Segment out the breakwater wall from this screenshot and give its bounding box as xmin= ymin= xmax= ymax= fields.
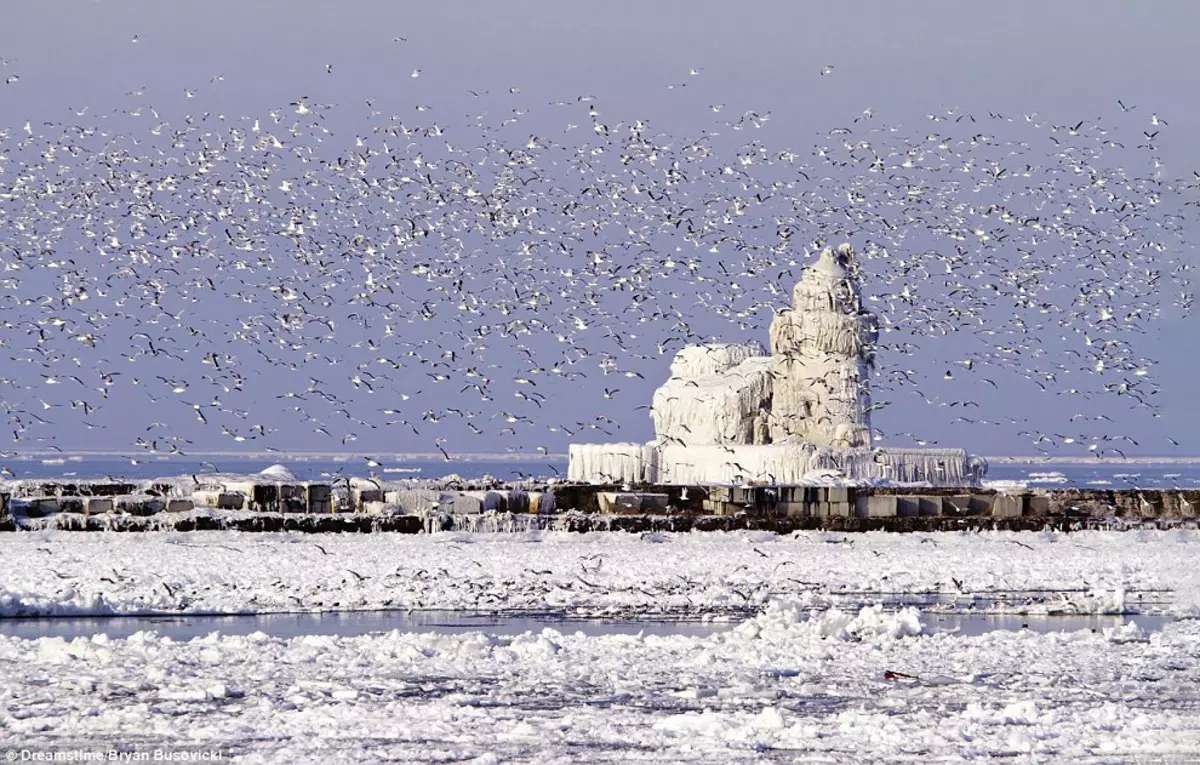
xmin=1 ymin=477 xmax=1198 ymax=533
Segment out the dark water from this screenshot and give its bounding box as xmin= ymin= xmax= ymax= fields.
xmin=0 ymin=609 xmax=1169 ymax=642
xmin=6 ymin=455 xmax=1200 ymax=488
xmin=985 ymin=462 xmax=1200 ymax=489
xmin=4 ymin=455 xmax=566 ymax=483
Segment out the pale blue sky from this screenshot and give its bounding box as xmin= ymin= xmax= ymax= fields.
xmin=1 ymin=1 xmax=1197 ymax=458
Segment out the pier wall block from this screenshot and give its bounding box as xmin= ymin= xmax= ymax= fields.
xmin=858 ymin=495 xmax=897 ymax=517
xmin=941 ymin=495 xmax=972 ymax=515
xmin=778 ymin=501 xmax=808 ymax=518
xmin=1027 ymin=495 xmax=1051 ymax=515
xmin=363 ymin=501 xmax=401 ymax=516
xmin=354 ymin=489 xmax=385 ymax=510
xmin=218 ymin=493 xmax=244 ymax=511
xmin=528 ymin=491 xmax=555 ymax=514
xmin=30 ymin=498 xmax=60 ymax=517
xmin=118 ymin=498 xmax=164 ymax=516
xmin=918 ymin=497 xmax=941 ymax=516
xmin=597 ymin=492 xmax=670 ymax=514
xmin=308 ymin=485 xmax=333 ymax=513
xmin=969 ymin=495 xmax=995 ymax=515
xmin=1181 ymin=491 xmax=1200 ymax=515
xmin=991 ymin=494 xmax=1024 ymax=517
xmin=828 ymin=501 xmax=853 ymax=517
xmin=279 ymin=485 xmax=307 ymax=513
xmin=86 ymin=498 xmax=114 ymax=514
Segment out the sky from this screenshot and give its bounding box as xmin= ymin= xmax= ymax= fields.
xmin=0 ymin=1 xmax=1198 ymax=459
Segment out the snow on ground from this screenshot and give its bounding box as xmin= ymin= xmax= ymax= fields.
xmin=2 ymin=605 xmax=1199 ymax=761
xmin=1 ymin=529 xmax=1198 ymax=618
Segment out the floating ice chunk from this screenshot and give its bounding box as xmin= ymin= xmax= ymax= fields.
xmin=259 ymin=463 xmax=296 ymax=481
xmin=1103 ymin=620 xmax=1147 ymax=643
xmin=733 ymin=601 xmax=924 ymax=643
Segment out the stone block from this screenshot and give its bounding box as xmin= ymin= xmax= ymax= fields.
xmin=777 ymin=487 xmax=802 ymax=503
xmin=778 ymin=501 xmax=808 ymax=518
xmin=598 ymin=492 xmax=639 ymax=514
xmin=730 ymin=487 xmax=755 ymax=505
xmin=217 ymin=493 xmax=244 ymax=510
xmin=192 ymin=490 xmax=217 ymax=506
xmin=1139 ymin=494 xmax=1164 ymax=515
xmin=828 ymin=501 xmax=853 ymax=517
xmin=356 ymin=489 xmax=384 ymax=509
xmin=528 ymin=492 xmax=554 ymax=514
xmin=363 ymin=500 xmax=398 ymax=515
xmin=895 ymin=496 xmax=920 ymax=517
xmin=969 ymin=495 xmax=995 ymax=514
xmin=942 ymin=495 xmax=973 ymax=515
xmin=828 ymin=487 xmax=851 ymax=503
xmin=86 ymin=498 xmax=114 ymax=515
xmin=641 ymin=493 xmax=670 ymax=514
xmin=451 ymin=493 xmax=484 ymax=514
xmin=30 ymin=498 xmax=60 ymax=516
xmin=277 ymin=485 xmax=307 ymax=513
xmin=1027 ymin=495 xmax=1051 ymax=515
xmin=1181 ymin=492 xmax=1199 ymax=515
xmin=992 ymin=494 xmax=1024 ymax=517
xmin=859 ymin=495 xmax=897 ymax=517
xmin=599 ymin=492 xmax=669 ymax=514
xmin=702 ymin=500 xmax=740 ymax=516
xmin=118 ymin=498 xmax=164 ymax=516
xmin=166 ymin=499 xmax=194 ymax=513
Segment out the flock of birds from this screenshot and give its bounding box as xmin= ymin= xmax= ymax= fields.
xmin=0 ymin=58 xmax=1196 ymax=467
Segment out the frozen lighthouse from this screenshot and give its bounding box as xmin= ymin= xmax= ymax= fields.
xmin=567 ymin=243 xmax=987 ymax=487
xmin=767 ymin=242 xmax=877 ymax=448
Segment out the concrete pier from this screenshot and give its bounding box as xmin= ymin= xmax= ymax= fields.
xmin=2 ymin=478 xmax=1199 ymax=533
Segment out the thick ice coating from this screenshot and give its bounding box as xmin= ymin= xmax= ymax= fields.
xmin=768 ymin=242 xmax=877 ymax=447
xmin=651 ymin=344 xmax=773 ymax=446
xmin=570 ymin=243 xmax=987 ymax=486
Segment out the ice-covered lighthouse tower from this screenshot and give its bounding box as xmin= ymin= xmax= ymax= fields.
xmin=768 ymin=242 xmax=877 ymax=448
xmin=566 ymin=242 xmax=987 ymax=486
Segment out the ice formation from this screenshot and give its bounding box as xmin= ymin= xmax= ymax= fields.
xmin=651 ymin=343 xmax=773 ymax=446
xmin=569 ymin=243 xmax=987 ymax=486
xmin=768 ymin=242 xmax=877 ymax=447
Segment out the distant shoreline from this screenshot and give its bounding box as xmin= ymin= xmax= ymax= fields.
xmin=984 ymin=455 xmax=1200 ymax=465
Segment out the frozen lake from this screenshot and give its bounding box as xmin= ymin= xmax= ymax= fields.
xmin=2 ymin=530 xmax=1199 ymax=760
xmin=3 ymin=605 xmax=1197 ymax=762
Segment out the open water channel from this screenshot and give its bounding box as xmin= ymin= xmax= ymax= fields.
xmin=0 ymin=608 xmax=1169 ymax=642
